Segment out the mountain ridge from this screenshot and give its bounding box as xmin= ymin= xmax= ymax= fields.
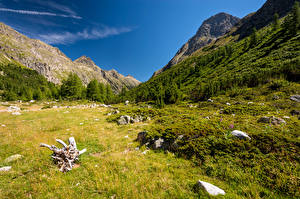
xmin=153 ymin=12 xmax=240 ymax=77
xmin=0 ymin=22 xmax=140 ymax=93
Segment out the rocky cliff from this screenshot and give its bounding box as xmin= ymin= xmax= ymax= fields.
xmin=233 ymin=0 xmax=298 ymax=39
xmin=0 ymin=22 xmax=140 ymax=93
xmin=153 ymin=12 xmax=240 ymax=76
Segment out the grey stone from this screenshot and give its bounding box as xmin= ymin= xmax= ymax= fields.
xmin=154 ymin=138 xmax=164 ymax=149
xmin=197 ymin=180 xmax=225 ymax=196
xmin=0 ymin=166 xmax=12 ymax=172
xmin=231 ymin=130 xmax=251 ymax=140
xmin=207 ymin=99 xmax=214 ymax=102
xmin=258 ymin=116 xmax=271 ymax=123
xmin=290 ymin=95 xmax=300 ymax=102
xmin=4 ymin=154 xmax=23 ymax=163
xmin=117 ymin=115 xmax=131 ymax=125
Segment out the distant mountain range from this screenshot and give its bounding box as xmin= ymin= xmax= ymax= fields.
xmin=0 ymin=23 xmax=140 ymax=93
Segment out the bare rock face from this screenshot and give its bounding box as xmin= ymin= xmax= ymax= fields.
xmin=233 ymin=0 xmax=296 ymax=39
xmin=153 ymin=12 xmax=240 ymax=76
xmin=0 ymin=23 xmax=140 ymax=93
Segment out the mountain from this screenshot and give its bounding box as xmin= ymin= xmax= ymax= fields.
xmin=153 ymin=12 xmax=240 ymax=76
xmin=233 ymin=0 xmax=298 ymax=39
xmin=126 ymin=0 xmax=299 ymax=104
xmin=0 ymin=22 xmax=140 ymax=93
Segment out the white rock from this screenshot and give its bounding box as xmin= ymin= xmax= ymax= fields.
xmin=79 ymin=123 xmax=83 ymax=125
xmin=30 ymin=100 xmax=35 ymax=103
xmin=95 ymin=118 xmax=99 ymax=121
xmin=12 ymin=112 xmax=21 ymax=115
xmin=1 ymin=124 xmax=6 ymax=127
xmin=283 ymin=116 xmax=290 ymax=119
xmin=231 ymin=130 xmax=251 ymax=140
xmin=226 ymin=103 xmax=231 ymax=106
xmin=4 ymin=154 xmax=23 ymax=163
xmin=197 ymin=180 xmax=225 ymax=196
xmin=142 ymin=150 xmax=149 ymax=155
xmin=248 ymin=102 xmax=254 ymax=105
xmin=124 ymin=135 xmax=129 ymax=139
xmin=0 ymin=166 xmax=12 ymax=172
xmin=207 ymin=99 xmax=214 ymax=102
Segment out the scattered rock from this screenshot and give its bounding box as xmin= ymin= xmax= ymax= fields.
xmin=12 ymin=111 xmax=21 ymax=115
xmin=207 ymin=99 xmax=214 ymax=102
xmin=1 ymin=124 xmax=6 ymax=127
xmin=0 ymin=166 xmax=12 ymax=172
xmin=273 ymin=95 xmax=279 ymax=100
xmin=226 ymin=102 xmax=231 ymax=106
xmin=94 ymin=118 xmax=99 ymax=121
xmin=30 ymin=100 xmax=35 ymax=103
xmin=196 ymin=180 xmax=225 ymax=196
xmin=124 ymin=135 xmax=129 ymax=139
xmin=154 ymin=138 xmax=164 ymax=149
xmin=258 ymin=116 xmax=271 ymax=123
xmin=290 ymin=110 xmax=300 ymax=116
xmin=137 ymin=131 xmax=147 ymax=144
xmin=135 ymin=147 xmax=140 ymax=151
xmin=283 ymin=116 xmax=290 ymax=119
xmin=231 ymin=130 xmax=251 ymax=140
xmin=290 ymin=95 xmax=300 ymax=102
xmin=258 ymin=116 xmax=286 ymax=125
xmin=125 ymin=100 xmax=129 ymax=106
xmin=248 ymin=102 xmax=254 ymax=105
xmin=4 ymin=154 xmax=23 ymax=163
xmin=117 ymin=115 xmax=131 ymax=125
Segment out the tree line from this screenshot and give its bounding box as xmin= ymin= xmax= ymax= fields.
xmin=0 ymin=63 xmax=115 ymax=103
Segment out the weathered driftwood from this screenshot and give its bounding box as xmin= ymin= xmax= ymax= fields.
xmin=40 ymin=137 xmax=86 ymax=172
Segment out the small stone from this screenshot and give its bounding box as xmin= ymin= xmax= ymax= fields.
xmin=0 ymin=166 xmax=12 ymax=172
xmin=4 ymin=154 xmax=23 ymax=163
xmin=142 ymin=150 xmax=149 ymax=155
xmin=124 ymin=135 xmax=129 ymax=139
xmin=118 ymin=115 xmax=131 ymax=125
xmin=248 ymin=102 xmax=254 ymax=105
xmin=154 ymin=138 xmax=164 ymax=149
xmin=125 ymin=100 xmax=129 ymax=106
xmin=258 ymin=116 xmax=271 ymax=123
xmin=79 ymin=123 xmax=83 ymax=125
xmin=197 ymin=180 xmax=225 ymax=196
xmin=290 ymin=95 xmax=300 ymax=102
xmin=12 ymin=112 xmax=21 ymax=115
xmin=283 ymin=116 xmax=290 ymax=119
xmin=231 ymin=130 xmax=251 ymax=140
xmin=207 ymin=99 xmax=214 ymax=102
xmin=95 ymin=118 xmax=99 ymax=121
xmin=1 ymin=124 xmax=6 ymax=127
xmin=135 ymin=147 xmax=140 ymax=151
xmin=226 ymin=102 xmax=231 ymax=106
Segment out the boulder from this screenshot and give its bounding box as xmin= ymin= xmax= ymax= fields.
xmin=117 ymin=115 xmax=131 ymax=125
xmin=271 ymin=117 xmax=286 ymax=125
xmin=258 ymin=116 xmax=271 ymax=123
xmin=290 ymin=95 xmax=300 ymax=102
xmin=197 ymin=180 xmax=225 ymax=196
xmin=154 ymin=138 xmax=164 ymax=149
xmin=137 ymin=131 xmax=148 ymax=144
xmin=231 ymin=130 xmax=251 ymax=140
xmin=0 ymin=166 xmax=12 ymax=172
xmin=4 ymin=154 xmax=23 ymax=163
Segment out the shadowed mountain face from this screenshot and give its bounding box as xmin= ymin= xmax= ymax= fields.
xmin=153 ymin=12 xmax=240 ymax=77
xmin=233 ymin=0 xmax=298 ymax=39
xmin=0 ymin=23 xmax=140 ymax=93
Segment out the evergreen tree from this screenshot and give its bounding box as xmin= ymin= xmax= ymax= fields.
xmin=33 ymin=88 xmax=43 ymax=100
xmin=87 ymin=79 xmax=101 ymax=101
xmin=290 ymin=1 xmax=300 ymax=35
xmin=273 ymin=13 xmax=280 ymax=31
xmin=99 ymin=83 xmax=106 ymax=102
xmin=249 ymin=28 xmax=257 ymax=48
xmin=105 ymin=84 xmax=114 ymax=104
xmin=60 ymin=73 xmax=84 ymax=100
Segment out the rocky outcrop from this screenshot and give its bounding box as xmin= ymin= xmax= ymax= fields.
xmin=153 ymin=13 xmax=240 ymax=76
xmin=0 ymin=23 xmax=140 ymax=93
xmin=233 ymin=0 xmax=297 ymax=39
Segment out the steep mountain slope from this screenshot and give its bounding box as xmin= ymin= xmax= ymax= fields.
xmin=233 ymin=0 xmax=298 ymax=39
xmin=153 ymin=13 xmax=240 ymax=76
xmin=0 ymin=23 xmax=140 ymax=93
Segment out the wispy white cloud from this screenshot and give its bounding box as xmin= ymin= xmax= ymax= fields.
xmin=37 ymin=27 xmax=134 ymax=45
xmin=0 ymin=7 xmax=81 ymax=19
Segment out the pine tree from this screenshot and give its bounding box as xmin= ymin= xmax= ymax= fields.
xmin=105 ymin=84 xmax=114 ymax=104
xmin=60 ymin=73 xmax=84 ymax=100
xmin=87 ymin=79 xmax=101 ymax=101
xmin=249 ymin=28 xmax=257 ymax=48
xmin=273 ymin=13 xmax=280 ymax=31
xmin=290 ymin=1 xmax=300 ymax=35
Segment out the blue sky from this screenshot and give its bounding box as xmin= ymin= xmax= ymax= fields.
xmin=0 ymin=0 xmax=266 ymax=82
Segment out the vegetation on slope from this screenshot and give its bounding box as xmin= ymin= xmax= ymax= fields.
xmin=123 ymin=5 xmax=300 ymax=106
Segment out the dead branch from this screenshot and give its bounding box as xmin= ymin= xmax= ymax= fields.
xmin=40 ymin=137 xmax=86 ymax=172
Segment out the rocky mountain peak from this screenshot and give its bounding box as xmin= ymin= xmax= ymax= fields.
xmin=74 ymin=55 xmax=96 ymax=66
xmin=233 ymin=0 xmax=297 ymax=39
xmin=153 ymin=12 xmax=240 ymax=77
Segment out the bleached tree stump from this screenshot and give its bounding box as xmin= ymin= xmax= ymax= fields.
xmin=40 ymin=137 xmax=87 ymax=172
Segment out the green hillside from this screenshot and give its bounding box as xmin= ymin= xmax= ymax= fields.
xmin=124 ymin=11 xmax=299 ymax=105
